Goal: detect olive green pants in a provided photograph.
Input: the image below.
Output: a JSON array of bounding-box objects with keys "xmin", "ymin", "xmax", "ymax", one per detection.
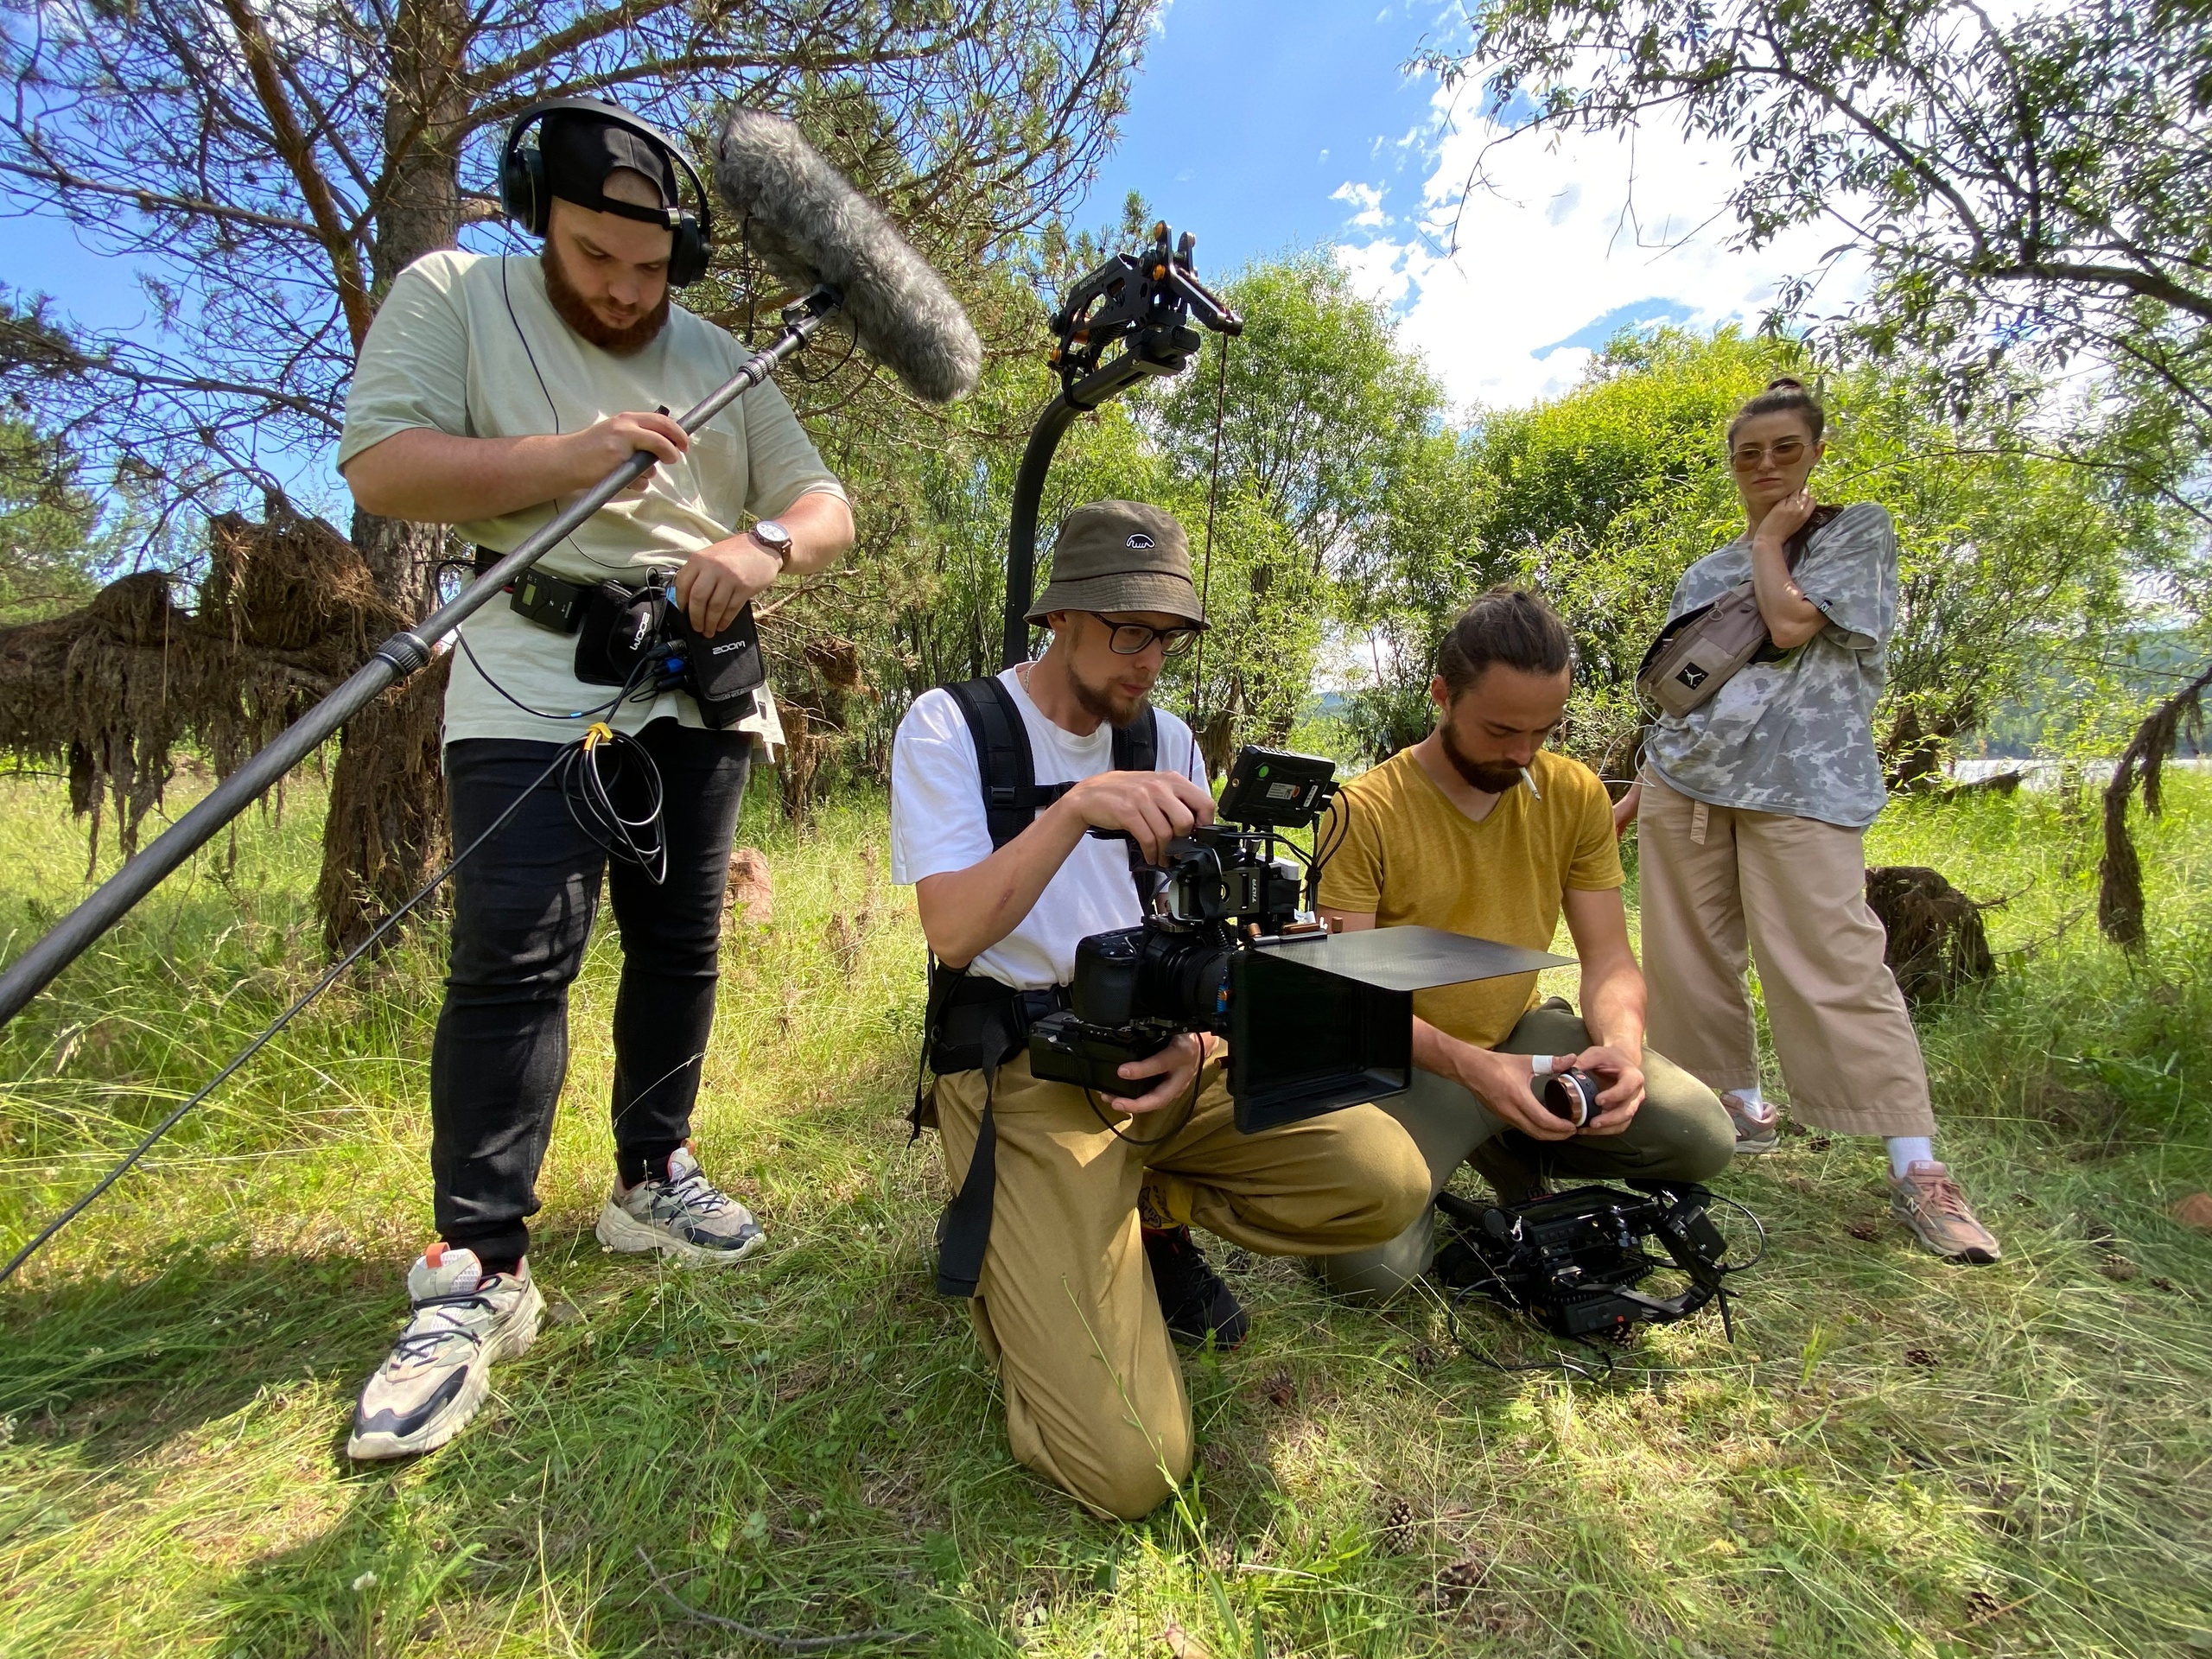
[
  {"xmin": 1313, "ymin": 1000, "xmax": 1736, "ymax": 1300},
  {"xmin": 931, "ymin": 1049, "xmax": 1428, "ymax": 1521}
]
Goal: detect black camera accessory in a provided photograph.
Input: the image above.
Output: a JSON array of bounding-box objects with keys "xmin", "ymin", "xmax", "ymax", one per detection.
[
  {"xmin": 575, "ymin": 575, "xmax": 674, "ymax": 687},
  {"xmin": 1003, "ymin": 223, "xmax": 1243, "ymax": 669},
  {"xmin": 666, "ymin": 601, "xmax": 767, "ymax": 729},
  {"xmin": 510, "ymin": 568, "xmax": 594, "ymax": 633},
  {"xmin": 1217, "ymin": 746, "xmax": 1337, "ymax": 830},
  {"xmin": 1541, "ymin": 1067, "xmax": 1602, "ymax": 1128},
  {"xmin": 1433, "ymin": 1181, "xmax": 1758, "ymax": 1343},
  {"xmin": 473, "ymin": 545, "xmax": 597, "ymax": 633},
  {"xmin": 1027, "ymin": 1007, "xmax": 1173, "ymax": 1096},
  {"xmin": 499, "ymin": 98, "xmax": 714, "ymax": 287}
]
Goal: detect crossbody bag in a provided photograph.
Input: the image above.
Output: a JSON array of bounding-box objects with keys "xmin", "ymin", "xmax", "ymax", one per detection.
[{"xmin": 1635, "ymin": 505, "xmax": 1844, "ymax": 719}]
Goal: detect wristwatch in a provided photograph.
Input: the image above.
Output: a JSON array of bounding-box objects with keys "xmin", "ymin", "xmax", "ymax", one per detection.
[{"xmin": 748, "ymin": 519, "xmax": 793, "ymax": 569}]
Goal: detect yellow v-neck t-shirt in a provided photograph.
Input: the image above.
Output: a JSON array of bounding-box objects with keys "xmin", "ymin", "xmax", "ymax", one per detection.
[{"xmin": 1313, "ymin": 746, "xmax": 1623, "ymax": 1049}]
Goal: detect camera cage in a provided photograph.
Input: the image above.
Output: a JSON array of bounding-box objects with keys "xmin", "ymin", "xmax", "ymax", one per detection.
[
  {"xmin": 1433, "ymin": 1181, "xmax": 1756, "ymax": 1343},
  {"xmin": 1031, "ymin": 743, "xmax": 1570, "ymax": 1133}
]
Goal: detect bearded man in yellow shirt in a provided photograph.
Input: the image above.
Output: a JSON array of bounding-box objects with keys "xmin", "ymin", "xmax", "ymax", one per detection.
[{"xmin": 1313, "ymin": 588, "xmax": 1734, "ymax": 1299}]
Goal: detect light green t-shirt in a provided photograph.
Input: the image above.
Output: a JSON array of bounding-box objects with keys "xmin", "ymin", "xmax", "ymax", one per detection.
[{"xmin": 338, "ymin": 250, "xmax": 846, "ymax": 747}]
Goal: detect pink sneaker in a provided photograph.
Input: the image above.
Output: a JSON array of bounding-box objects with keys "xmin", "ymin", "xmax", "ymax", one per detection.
[{"xmin": 1890, "ymin": 1162, "xmax": 2001, "ymax": 1263}]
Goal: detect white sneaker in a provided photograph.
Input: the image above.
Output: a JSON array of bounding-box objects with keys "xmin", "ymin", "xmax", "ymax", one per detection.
[
  {"xmin": 595, "ymin": 1143, "xmax": 766, "ymax": 1265},
  {"xmin": 346, "ymin": 1245, "xmax": 543, "ymax": 1460}
]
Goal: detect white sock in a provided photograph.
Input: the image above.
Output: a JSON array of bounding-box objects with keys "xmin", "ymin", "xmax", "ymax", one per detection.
[
  {"xmin": 1728, "ymin": 1084, "xmax": 1774, "ymax": 1122},
  {"xmin": 1886, "ymin": 1136, "xmax": 1936, "ymax": 1179}
]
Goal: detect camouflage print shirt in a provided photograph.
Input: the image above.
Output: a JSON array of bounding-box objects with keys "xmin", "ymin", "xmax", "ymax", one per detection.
[{"xmin": 1643, "ymin": 501, "xmax": 1897, "ymax": 829}]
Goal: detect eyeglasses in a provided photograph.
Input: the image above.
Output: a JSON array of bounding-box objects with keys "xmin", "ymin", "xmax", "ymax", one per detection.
[
  {"xmin": 1100, "ymin": 617, "xmax": 1201, "ymax": 657},
  {"xmin": 1730, "ymin": 438, "xmax": 1809, "ymax": 471}
]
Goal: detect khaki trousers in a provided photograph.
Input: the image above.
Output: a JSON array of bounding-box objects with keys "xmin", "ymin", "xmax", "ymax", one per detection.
[
  {"xmin": 931, "ymin": 1050, "xmax": 1427, "ymax": 1521},
  {"xmin": 1315, "ymin": 1000, "xmax": 1736, "ymax": 1300},
  {"xmin": 1637, "ymin": 774, "xmax": 1936, "ymax": 1136}
]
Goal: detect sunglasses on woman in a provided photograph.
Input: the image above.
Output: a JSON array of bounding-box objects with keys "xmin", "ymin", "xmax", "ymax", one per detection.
[{"xmin": 1730, "ymin": 437, "xmax": 1809, "ymax": 471}]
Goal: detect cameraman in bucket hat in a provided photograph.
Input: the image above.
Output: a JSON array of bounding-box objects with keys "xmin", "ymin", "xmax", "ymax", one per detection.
[{"xmin": 889, "ymin": 501, "xmax": 1427, "ymax": 1521}]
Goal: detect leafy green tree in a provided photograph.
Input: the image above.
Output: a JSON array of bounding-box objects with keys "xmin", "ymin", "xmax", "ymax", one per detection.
[
  {"xmin": 1440, "ymin": 0, "xmax": 2212, "ymax": 521},
  {"xmin": 1154, "ymin": 256, "xmax": 1446, "ymax": 580},
  {"xmin": 0, "ymin": 419, "xmax": 106, "ymax": 619}
]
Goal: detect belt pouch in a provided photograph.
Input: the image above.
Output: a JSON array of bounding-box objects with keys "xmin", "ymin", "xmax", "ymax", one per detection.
[
  {"xmin": 574, "ymin": 579, "xmax": 666, "ymax": 687},
  {"xmin": 671, "ymin": 601, "xmax": 767, "ymax": 729}
]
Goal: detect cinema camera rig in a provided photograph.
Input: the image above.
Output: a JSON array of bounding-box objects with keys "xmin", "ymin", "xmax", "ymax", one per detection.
[{"xmin": 1435, "ymin": 1180, "xmax": 1758, "ymax": 1344}]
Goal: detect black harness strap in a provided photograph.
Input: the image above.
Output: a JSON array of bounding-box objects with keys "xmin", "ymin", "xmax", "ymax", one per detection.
[{"xmin": 925, "ymin": 675, "xmax": 1161, "ymax": 1299}]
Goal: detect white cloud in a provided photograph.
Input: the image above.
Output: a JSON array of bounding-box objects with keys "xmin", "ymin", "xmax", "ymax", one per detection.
[
  {"xmin": 1331, "ymin": 181, "xmax": 1386, "ymax": 229},
  {"xmin": 1338, "ymin": 92, "xmax": 1868, "ymax": 412}
]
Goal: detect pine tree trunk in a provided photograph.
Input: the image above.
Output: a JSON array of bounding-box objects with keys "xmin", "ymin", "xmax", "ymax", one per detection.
[{"xmin": 315, "ymin": 0, "xmax": 472, "ymax": 950}]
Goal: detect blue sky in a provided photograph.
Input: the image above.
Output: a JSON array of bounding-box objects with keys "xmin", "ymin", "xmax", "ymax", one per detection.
[
  {"xmin": 6, "ymin": 0, "xmax": 1853, "ymax": 439},
  {"xmin": 1077, "ymin": 0, "xmax": 1858, "ymax": 411},
  {"xmin": 1071, "ymin": 1, "xmax": 1462, "ymax": 278}
]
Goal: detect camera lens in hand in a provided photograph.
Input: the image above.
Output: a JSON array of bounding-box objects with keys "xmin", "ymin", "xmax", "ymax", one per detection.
[{"xmin": 1540, "ymin": 1068, "xmax": 1601, "ymax": 1128}]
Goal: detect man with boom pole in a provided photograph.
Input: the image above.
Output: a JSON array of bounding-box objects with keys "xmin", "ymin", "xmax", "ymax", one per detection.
[{"xmin": 336, "ymin": 99, "xmax": 853, "ymax": 1459}]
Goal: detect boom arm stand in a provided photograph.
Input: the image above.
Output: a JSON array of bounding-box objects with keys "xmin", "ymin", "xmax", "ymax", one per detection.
[
  {"xmin": 0, "ymin": 289, "xmax": 842, "ymax": 1033},
  {"xmin": 1001, "ymin": 224, "xmax": 1242, "ymax": 669}
]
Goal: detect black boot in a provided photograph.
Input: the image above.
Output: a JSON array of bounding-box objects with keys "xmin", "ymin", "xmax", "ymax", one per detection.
[{"xmin": 1143, "ymin": 1226, "xmax": 1250, "ymax": 1350}]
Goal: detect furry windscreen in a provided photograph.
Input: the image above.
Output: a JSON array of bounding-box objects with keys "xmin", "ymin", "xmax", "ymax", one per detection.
[{"xmin": 714, "ymin": 109, "xmax": 982, "ymax": 404}]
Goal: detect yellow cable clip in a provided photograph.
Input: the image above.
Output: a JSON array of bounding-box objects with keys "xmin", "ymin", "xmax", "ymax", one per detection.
[{"xmin": 582, "ymin": 721, "xmax": 614, "ymax": 750}]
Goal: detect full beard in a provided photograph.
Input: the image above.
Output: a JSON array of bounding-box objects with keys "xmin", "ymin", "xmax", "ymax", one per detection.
[
  {"xmin": 1071, "ymin": 669, "xmax": 1147, "ymax": 731},
  {"xmin": 541, "ymin": 245, "xmax": 670, "ymax": 355},
  {"xmin": 1440, "ymin": 721, "xmax": 1528, "ymax": 795}
]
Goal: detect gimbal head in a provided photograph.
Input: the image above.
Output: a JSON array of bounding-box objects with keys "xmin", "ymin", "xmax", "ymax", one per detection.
[
  {"xmin": 1002, "ymin": 223, "xmax": 1243, "ymax": 668},
  {"xmin": 1046, "ymin": 224, "xmax": 1243, "ymax": 408}
]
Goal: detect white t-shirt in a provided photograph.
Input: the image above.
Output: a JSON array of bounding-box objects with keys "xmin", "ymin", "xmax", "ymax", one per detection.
[{"xmin": 890, "ymin": 668, "xmax": 1206, "ymax": 990}]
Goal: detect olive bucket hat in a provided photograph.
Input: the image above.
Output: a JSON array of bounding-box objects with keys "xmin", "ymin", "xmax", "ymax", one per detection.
[{"xmin": 1025, "ymin": 499, "xmax": 1208, "ymax": 628}]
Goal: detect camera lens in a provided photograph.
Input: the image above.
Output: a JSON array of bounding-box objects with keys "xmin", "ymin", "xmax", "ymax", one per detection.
[
  {"xmin": 1540, "ymin": 1069, "xmax": 1601, "ymax": 1128},
  {"xmin": 1135, "ymin": 929, "xmax": 1230, "ymax": 1027}
]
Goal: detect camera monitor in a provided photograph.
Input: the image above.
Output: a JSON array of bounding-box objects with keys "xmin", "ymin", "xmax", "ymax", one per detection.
[
  {"xmin": 1227, "ymin": 925, "xmax": 1567, "ymax": 1135},
  {"xmin": 1217, "ymin": 746, "xmax": 1337, "ymax": 830}
]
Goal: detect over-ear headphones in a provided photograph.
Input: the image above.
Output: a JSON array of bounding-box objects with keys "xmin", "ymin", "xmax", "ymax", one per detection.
[{"xmin": 499, "ymin": 98, "xmax": 714, "ymax": 288}]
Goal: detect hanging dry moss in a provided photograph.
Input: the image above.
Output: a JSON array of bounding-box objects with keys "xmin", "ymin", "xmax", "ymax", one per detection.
[
  {"xmin": 0, "ymin": 504, "xmax": 448, "ymax": 948},
  {"xmin": 2099, "ymin": 658, "xmax": 2212, "ymax": 950}
]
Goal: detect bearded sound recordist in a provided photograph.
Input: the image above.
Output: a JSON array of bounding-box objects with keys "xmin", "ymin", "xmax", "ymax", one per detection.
[{"xmin": 335, "ymin": 99, "xmax": 853, "ymax": 1459}]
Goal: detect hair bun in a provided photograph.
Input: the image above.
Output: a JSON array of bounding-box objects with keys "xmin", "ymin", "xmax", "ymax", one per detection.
[{"xmin": 1764, "ymin": 375, "xmax": 1806, "ymax": 392}]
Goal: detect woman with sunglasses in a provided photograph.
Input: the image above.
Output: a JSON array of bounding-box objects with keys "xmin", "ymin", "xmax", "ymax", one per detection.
[{"xmin": 1611, "ymin": 377, "xmax": 2000, "ymax": 1262}]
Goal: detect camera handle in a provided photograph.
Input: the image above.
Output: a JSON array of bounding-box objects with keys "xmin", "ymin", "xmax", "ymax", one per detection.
[
  {"xmin": 0, "ymin": 289, "xmax": 843, "ymax": 1034},
  {"xmin": 1001, "ymin": 224, "xmax": 1242, "ymax": 669}
]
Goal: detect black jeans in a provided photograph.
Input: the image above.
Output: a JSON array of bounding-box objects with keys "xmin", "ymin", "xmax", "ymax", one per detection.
[{"xmin": 429, "ymin": 720, "xmax": 752, "ymax": 1264}]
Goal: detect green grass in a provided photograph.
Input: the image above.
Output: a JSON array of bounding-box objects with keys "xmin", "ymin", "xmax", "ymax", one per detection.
[{"xmin": 2, "ymin": 766, "xmax": 2209, "ymax": 1657}]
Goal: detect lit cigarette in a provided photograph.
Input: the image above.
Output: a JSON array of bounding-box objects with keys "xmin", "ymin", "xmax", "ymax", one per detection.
[{"xmin": 1521, "ymin": 766, "xmax": 1541, "ymax": 799}]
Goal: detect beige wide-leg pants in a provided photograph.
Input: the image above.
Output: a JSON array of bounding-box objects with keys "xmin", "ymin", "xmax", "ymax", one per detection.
[
  {"xmin": 931, "ymin": 1050, "xmax": 1427, "ymax": 1521},
  {"xmin": 1636, "ymin": 773, "xmax": 1936, "ymax": 1137}
]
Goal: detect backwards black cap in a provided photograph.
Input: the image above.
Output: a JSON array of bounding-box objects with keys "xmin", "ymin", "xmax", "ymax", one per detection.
[{"xmin": 540, "ymin": 109, "xmax": 682, "ymax": 226}]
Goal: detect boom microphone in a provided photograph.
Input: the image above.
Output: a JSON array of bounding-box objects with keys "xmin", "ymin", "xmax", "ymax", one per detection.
[{"xmin": 714, "ymin": 108, "xmax": 982, "ymax": 405}]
